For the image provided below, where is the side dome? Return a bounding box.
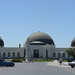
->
[0,37,4,47]
[26,32,55,45]
[71,38,75,47]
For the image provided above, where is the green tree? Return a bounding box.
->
[66,48,75,59]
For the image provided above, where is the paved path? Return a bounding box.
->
[46,60,69,68]
[0,62,75,75]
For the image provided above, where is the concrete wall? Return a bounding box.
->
[0,47,24,58]
[0,46,69,59]
[52,48,68,59]
[29,45,55,59]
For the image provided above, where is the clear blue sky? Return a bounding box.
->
[0,0,75,47]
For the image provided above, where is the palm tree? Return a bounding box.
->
[66,48,75,59]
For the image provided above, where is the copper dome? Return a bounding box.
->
[0,37,4,47]
[71,38,75,47]
[26,32,55,45]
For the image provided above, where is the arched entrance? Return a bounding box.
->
[34,50,39,58]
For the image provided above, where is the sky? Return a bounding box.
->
[0,0,75,47]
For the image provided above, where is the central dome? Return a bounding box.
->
[28,32,55,45]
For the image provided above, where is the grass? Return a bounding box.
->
[32,59,53,62]
[63,60,68,62]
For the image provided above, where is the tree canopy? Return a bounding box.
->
[66,48,75,59]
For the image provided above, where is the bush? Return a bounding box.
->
[4,59,12,61]
[11,59,22,62]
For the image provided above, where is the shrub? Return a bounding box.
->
[11,59,22,62]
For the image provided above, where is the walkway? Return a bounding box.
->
[46,60,69,67]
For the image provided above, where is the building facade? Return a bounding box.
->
[0,32,75,60]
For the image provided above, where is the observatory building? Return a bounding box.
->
[0,32,74,60]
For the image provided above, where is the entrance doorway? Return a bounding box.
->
[34,50,39,58]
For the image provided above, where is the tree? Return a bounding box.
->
[66,48,75,59]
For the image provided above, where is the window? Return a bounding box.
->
[53,53,56,58]
[17,52,20,58]
[46,50,48,58]
[0,52,1,57]
[62,53,65,58]
[3,52,6,57]
[68,54,70,58]
[8,52,10,57]
[58,53,60,58]
[12,52,15,57]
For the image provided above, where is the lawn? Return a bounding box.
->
[32,59,53,62]
[63,60,68,62]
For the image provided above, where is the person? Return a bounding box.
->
[29,58,33,63]
[59,58,62,65]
